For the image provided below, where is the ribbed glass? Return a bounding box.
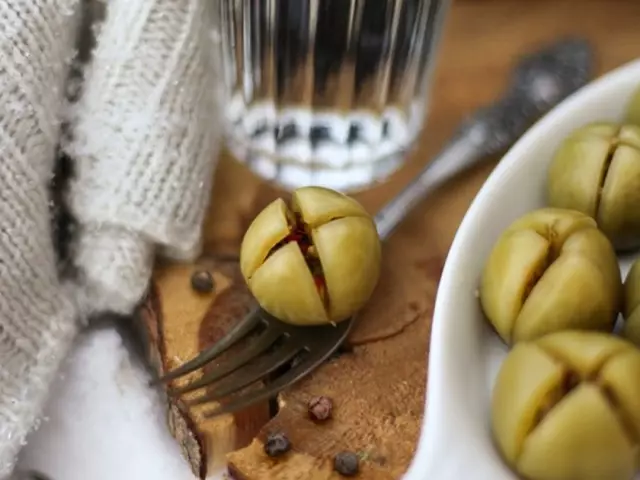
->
[216,0,450,192]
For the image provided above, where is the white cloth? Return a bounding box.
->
[67,0,219,316]
[0,0,221,477]
[17,327,226,480]
[0,1,81,476]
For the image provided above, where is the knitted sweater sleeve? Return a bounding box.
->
[67,0,221,315]
[0,1,81,477]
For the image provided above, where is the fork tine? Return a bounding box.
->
[202,321,351,418]
[186,342,302,407]
[152,305,263,385]
[171,325,286,396]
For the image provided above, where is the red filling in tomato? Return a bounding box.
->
[266,216,328,305]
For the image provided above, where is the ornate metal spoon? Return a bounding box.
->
[154,38,593,416]
[376,37,592,237]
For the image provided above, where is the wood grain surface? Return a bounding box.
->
[149,1,640,477]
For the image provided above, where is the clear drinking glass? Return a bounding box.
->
[216,0,450,192]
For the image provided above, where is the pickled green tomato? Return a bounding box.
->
[480,208,621,344]
[547,122,640,250]
[492,331,640,480]
[624,83,640,126]
[622,259,640,346]
[239,186,381,326]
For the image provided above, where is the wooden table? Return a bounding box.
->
[157,1,640,477]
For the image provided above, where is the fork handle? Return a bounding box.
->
[374,129,485,241]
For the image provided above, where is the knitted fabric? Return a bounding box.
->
[67,0,220,315]
[0,1,81,477]
[0,0,222,477]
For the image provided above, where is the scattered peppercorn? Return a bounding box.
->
[308,395,333,421]
[263,432,291,458]
[334,451,360,477]
[191,269,214,293]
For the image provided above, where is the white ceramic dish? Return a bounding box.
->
[404,58,640,480]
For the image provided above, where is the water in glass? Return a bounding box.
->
[217,0,450,191]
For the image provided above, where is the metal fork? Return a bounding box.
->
[153,38,592,418]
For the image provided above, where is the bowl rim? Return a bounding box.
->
[403,56,640,479]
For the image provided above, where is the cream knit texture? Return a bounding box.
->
[67,0,220,315]
[0,1,81,477]
[0,0,222,477]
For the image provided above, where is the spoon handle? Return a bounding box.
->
[373,93,514,240]
[374,37,593,240]
[374,131,482,241]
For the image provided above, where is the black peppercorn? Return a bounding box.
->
[263,432,291,458]
[334,451,359,477]
[191,269,214,293]
[308,395,333,421]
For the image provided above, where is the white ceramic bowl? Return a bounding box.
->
[403,58,640,480]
